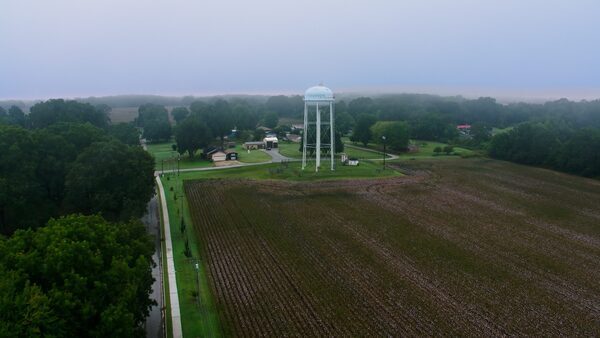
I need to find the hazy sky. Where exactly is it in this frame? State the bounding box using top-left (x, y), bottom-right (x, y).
top-left (1, 0), bottom-right (599, 100)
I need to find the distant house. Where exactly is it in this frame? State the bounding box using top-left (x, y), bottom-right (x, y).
top-left (286, 134), bottom-right (301, 143)
top-left (263, 136), bottom-right (278, 149)
top-left (257, 126), bottom-right (272, 132)
top-left (291, 124), bottom-right (304, 130)
top-left (203, 146), bottom-right (218, 159)
top-left (243, 141), bottom-right (264, 150)
top-left (224, 149), bottom-right (238, 160)
top-left (211, 151), bottom-right (227, 162)
top-left (457, 124), bottom-right (471, 135)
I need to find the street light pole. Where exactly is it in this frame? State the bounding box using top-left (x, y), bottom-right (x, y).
top-left (382, 136), bottom-right (386, 170)
top-left (194, 262), bottom-right (200, 307)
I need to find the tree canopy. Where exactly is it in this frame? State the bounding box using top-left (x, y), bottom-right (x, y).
top-left (171, 107), bottom-right (190, 124)
top-left (371, 121), bottom-right (410, 151)
top-left (29, 99), bottom-right (109, 129)
top-left (351, 114), bottom-right (377, 146)
top-left (175, 115), bottom-right (212, 158)
top-left (0, 214), bottom-right (155, 337)
top-left (64, 140), bottom-right (155, 222)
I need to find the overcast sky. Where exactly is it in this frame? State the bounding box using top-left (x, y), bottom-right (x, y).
top-left (1, 0), bottom-right (599, 100)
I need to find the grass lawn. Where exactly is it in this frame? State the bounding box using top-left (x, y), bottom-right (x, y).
top-left (160, 175), bottom-right (221, 337)
top-left (278, 141), bottom-right (302, 159)
top-left (147, 142), bottom-right (213, 171)
top-left (147, 142), bottom-right (271, 171)
top-left (175, 159), bottom-right (400, 181)
top-left (399, 140), bottom-right (475, 160)
top-left (233, 144), bottom-right (271, 163)
top-left (279, 141), bottom-right (389, 160)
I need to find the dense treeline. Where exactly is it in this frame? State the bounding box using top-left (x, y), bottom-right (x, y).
top-left (489, 122), bottom-right (600, 178)
top-left (0, 99), bottom-right (156, 336)
top-left (0, 99), bottom-right (154, 235)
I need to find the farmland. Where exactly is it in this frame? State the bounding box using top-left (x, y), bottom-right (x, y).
top-left (185, 159), bottom-right (600, 336)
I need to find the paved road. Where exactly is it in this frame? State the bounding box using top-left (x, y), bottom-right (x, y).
top-left (344, 144), bottom-right (399, 160)
top-left (143, 196), bottom-right (164, 338)
top-left (262, 148), bottom-right (295, 163)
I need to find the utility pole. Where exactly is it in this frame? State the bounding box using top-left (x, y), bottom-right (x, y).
top-left (382, 135), bottom-right (386, 170)
top-left (194, 262), bottom-right (200, 307)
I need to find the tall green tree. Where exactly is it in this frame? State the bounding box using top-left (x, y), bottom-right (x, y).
top-left (142, 119), bottom-right (171, 142)
top-left (171, 107), bottom-right (190, 124)
top-left (262, 111), bottom-right (279, 129)
top-left (7, 106), bottom-right (27, 127)
top-left (64, 141), bottom-right (155, 221)
top-left (0, 214), bottom-right (155, 337)
top-left (135, 103), bottom-right (168, 127)
top-left (351, 114), bottom-right (377, 146)
top-left (0, 125), bottom-right (44, 235)
top-left (371, 121), bottom-right (410, 151)
top-left (335, 111), bottom-right (355, 135)
top-left (108, 123), bottom-right (140, 146)
top-left (175, 116), bottom-right (212, 158)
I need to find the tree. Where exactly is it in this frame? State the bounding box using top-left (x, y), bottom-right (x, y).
top-left (29, 99), bottom-right (109, 129)
top-left (348, 97), bottom-right (375, 118)
top-left (253, 128), bottom-right (266, 141)
top-left (45, 122), bottom-right (107, 154)
top-left (0, 125), bottom-right (44, 235)
top-left (351, 114), bottom-right (377, 146)
top-left (175, 116), bottom-right (212, 158)
top-left (371, 121), bottom-right (410, 151)
top-left (408, 113), bottom-right (456, 142)
top-left (470, 122), bottom-right (492, 145)
top-left (232, 103), bottom-right (259, 130)
top-left (64, 140), bottom-right (155, 221)
top-left (142, 119), bottom-right (172, 142)
top-left (108, 123), bottom-right (140, 146)
top-left (262, 111), bottom-right (279, 129)
top-left (433, 146), bottom-right (442, 155)
top-left (265, 95), bottom-right (303, 118)
top-left (443, 145), bottom-right (454, 154)
top-left (7, 106), bottom-right (26, 127)
top-left (171, 107), bottom-right (190, 124)
top-left (335, 111), bottom-right (355, 135)
top-left (135, 103), bottom-right (168, 127)
top-left (0, 214), bottom-right (155, 337)
top-left (195, 99), bottom-right (233, 145)
top-left (32, 129), bottom-right (77, 219)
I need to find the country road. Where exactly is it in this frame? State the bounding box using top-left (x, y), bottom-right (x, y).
top-left (143, 196), bottom-right (164, 338)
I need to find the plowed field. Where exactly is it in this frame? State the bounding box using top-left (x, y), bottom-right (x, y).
top-left (185, 159), bottom-right (600, 336)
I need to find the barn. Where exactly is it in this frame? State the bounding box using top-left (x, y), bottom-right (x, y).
top-left (211, 151), bottom-right (227, 162)
top-left (243, 141), bottom-right (264, 150)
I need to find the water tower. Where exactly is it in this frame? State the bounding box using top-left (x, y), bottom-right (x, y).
top-left (302, 84), bottom-right (335, 172)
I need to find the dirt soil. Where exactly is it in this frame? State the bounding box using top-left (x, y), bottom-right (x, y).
top-left (185, 158), bottom-right (600, 336)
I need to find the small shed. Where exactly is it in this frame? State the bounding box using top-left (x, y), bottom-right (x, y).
top-left (211, 151), bottom-right (227, 162)
top-left (243, 141), bottom-right (264, 150)
top-left (203, 147), bottom-right (218, 159)
top-left (348, 158), bottom-right (360, 166)
top-left (225, 149), bottom-right (238, 160)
